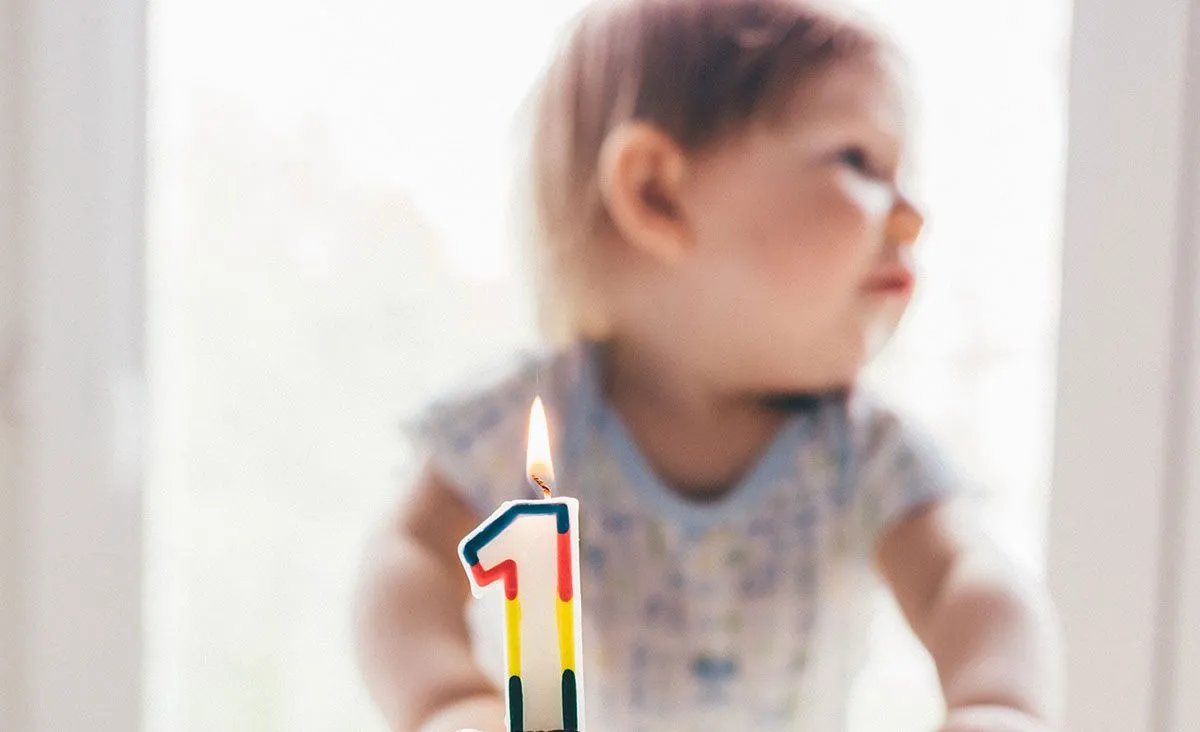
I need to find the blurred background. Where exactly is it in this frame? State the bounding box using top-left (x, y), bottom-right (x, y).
top-left (3, 0), bottom-right (1199, 730)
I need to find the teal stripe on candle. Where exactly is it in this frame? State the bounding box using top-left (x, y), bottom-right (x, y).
top-left (561, 669), bottom-right (578, 731)
top-left (461, 503), bottom-right (570, 565)
top-left (507, 676), bottom-right (523, 732)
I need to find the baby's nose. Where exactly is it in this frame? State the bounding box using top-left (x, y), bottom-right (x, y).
top-left (887, 193), bottom-right (925, 246)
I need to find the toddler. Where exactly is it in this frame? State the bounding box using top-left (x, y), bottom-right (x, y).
top-left (356, 0), bottom-right (1062, 729)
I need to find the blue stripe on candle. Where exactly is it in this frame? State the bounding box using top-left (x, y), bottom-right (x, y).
top-left (508, 676), bottom-right (523, 732)
top-left (461, 502), bottom-right (570, 565)
top-left (561, 669), bottom-right (579, 731)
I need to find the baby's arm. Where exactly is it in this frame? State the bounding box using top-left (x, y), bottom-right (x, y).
top-left (876, 499), bottom-right (1064, 732)
top-left (355, 465), bottom-right (505, 732)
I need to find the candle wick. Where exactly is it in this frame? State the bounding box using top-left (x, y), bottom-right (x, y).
top-left (530, 474), bottom-right (553, 499)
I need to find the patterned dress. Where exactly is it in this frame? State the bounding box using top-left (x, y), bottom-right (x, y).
top-left (408, 343), bottom-right (962, 731)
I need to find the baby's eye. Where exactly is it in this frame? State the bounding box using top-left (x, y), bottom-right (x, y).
top-left (836, 147), bottom-right (873, 175)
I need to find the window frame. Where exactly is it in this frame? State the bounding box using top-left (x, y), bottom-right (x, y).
top-left (1048, 0), bottom-right (1200, 729)
top-left (0, 0), bottom-right (147, 729)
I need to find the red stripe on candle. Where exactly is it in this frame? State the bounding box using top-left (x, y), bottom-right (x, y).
top-left (472, 558), bottom-right (519, 600)
top-left (557, 531), bottom-right (573, 602)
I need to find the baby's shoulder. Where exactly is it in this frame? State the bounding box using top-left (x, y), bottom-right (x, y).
top-left (835, 389), bottom-right (967, 546)
top-left (405, 345), bottom-right (585, 510)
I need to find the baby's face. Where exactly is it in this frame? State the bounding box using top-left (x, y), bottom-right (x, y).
top-left (673, 55), bottom-right (922, 393)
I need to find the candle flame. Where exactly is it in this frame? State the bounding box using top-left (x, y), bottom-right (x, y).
top-left (526, 396), bottom-right (555, 498)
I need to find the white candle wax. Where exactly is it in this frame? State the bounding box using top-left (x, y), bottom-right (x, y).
top-left (457, 397), bottom-right (585, 732)
top-left (460, 497), bottom-right (584, 732)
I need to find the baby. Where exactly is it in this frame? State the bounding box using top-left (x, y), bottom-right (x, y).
top-left (355, 0), bottom-right (1063, 730)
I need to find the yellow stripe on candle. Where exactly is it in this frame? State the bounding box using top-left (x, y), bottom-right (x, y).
top-left (505, 597), bottom-right (521, 677)
top-left (556, 597), bottom-right (575, 672)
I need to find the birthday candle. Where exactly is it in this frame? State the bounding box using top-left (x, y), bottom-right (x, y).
top-left (458, 397), bottom-right (585, 732)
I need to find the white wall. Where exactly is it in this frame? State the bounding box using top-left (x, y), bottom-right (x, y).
top-left (1, 0), bottom-right (29, 724)
top-left (1, 0), bottom-right (27, 725)
top-left (1167, 8), bottom-right (1200, 721)
top-left (0, 0), bottom-right (147, 729)
top-left (1049, 0), bottom-right (1200, 730)
top-left (1172, 264), bottom-right (1200, 725)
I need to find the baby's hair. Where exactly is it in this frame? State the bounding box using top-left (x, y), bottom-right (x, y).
top-left (527, 0), bottom-right (885, 342)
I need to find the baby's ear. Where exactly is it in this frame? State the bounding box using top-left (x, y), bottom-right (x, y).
top-left (598, 122), bottom-right (692, 264)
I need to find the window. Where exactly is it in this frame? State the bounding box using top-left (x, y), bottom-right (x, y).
top-left (145, 0), bottom-right (1070, 729)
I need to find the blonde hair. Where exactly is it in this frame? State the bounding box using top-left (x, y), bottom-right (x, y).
top-left (526, 0), bottom-right (883, 343)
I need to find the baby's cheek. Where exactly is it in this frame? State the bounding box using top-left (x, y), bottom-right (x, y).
top-left (757, 249), bottom-right (854, 319)
top-left (744, 183), bottom-right (875, 296)
top-left (752, 228), bottom-right (842, 293)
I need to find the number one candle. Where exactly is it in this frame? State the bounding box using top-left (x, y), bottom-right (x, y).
top-left (458, 397), bottom-right (586, 732)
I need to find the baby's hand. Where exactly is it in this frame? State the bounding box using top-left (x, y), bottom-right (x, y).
top-left (940, 705), bottom-right (1056, 732)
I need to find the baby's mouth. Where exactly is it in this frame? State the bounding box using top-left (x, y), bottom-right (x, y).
top-left (863, 263), bottom-right (915, 295)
